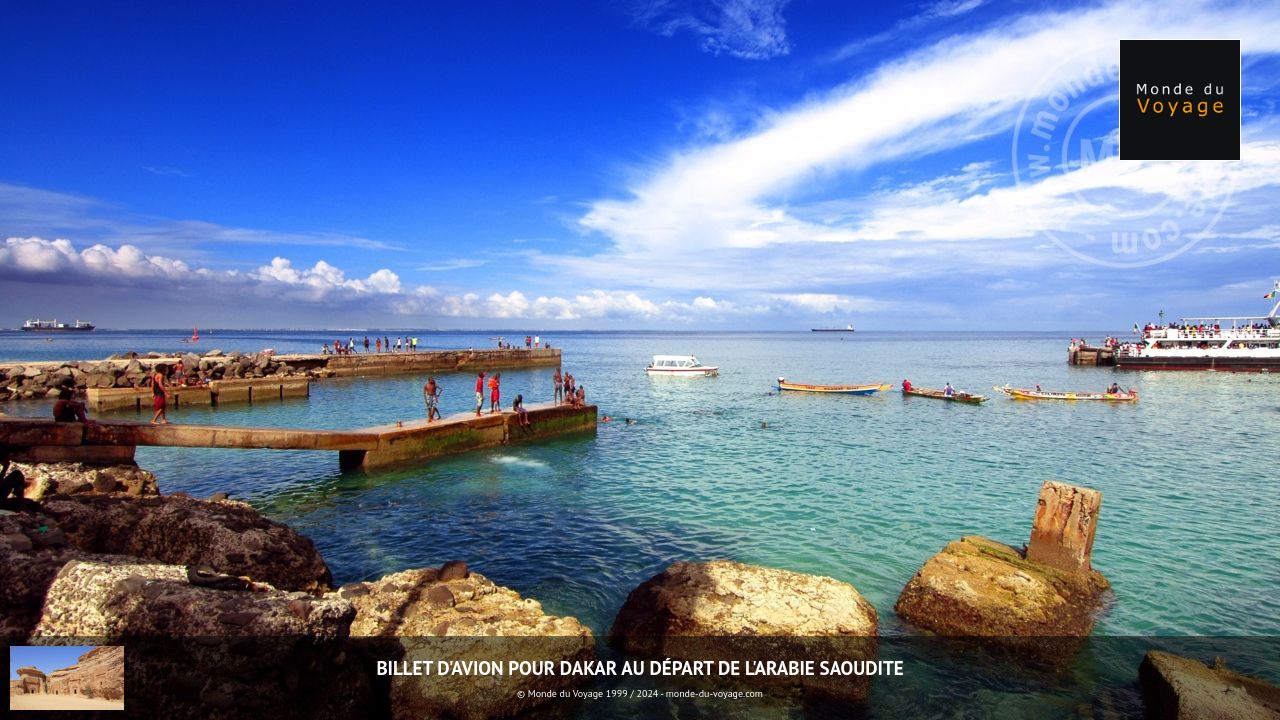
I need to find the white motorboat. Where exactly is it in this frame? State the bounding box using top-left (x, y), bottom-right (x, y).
top-left (645, 355), bottom-right (719, 377)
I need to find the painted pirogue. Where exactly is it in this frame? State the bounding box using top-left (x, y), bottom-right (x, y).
top-left (993, 385), bottom-right (1138, 402)
top-left (902, 387), bottom-right (986, 404)
top-left (776, 379), bottom-right (891, 395)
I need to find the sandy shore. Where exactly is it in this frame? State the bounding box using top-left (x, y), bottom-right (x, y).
top-left (10, 694), bottom-right (124, 710)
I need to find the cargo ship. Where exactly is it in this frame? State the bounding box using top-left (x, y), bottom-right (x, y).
top-left (811, 324), bottom-right (855, 332)
top-left (21, 318), bottom-right (95, 332)
top-left (1116, 281), bottom-right (1280, 371)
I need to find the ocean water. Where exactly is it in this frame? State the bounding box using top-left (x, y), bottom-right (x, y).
top-left (3, 329), bottom-right (1278, 716)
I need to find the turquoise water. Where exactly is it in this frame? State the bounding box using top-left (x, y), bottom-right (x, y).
top-left (4, 330), bottom-right (1278, 715)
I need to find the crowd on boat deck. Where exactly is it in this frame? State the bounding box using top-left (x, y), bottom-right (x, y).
top-left (1139, 321), bottom-right (1277, 339)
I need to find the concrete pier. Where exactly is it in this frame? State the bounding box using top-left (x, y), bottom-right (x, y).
top-left (0, 402), bottom-right (595, 470)
top-left (1067, 344), bottom-right (1116, 366)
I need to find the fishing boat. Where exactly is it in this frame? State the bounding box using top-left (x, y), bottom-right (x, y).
top-left (811, 324), bottom-right (855, 332)
top-left (22, 318), bottom-right (94, 332)
top-left (776, 378), bottom-right (891, 395)
top-left (645, 355), bottom-right (719, 377)
top-left (993, 385), bottom-right (1138, 402)
top-left (902, 386), bottom-right (986, 404)
top-left (1116, 280), bottom-right (1280, 371)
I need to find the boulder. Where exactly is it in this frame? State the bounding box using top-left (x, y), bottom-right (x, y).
top-left (609, 560), bottom-right (878, 701)
top-left (894, 536), bottom-right (1108, 654)
top-left (0, 510), bottom-right (130, 642)
top-left (16, 462), bottom-right (159, 500)
top-left (345, 565), bottom-right (594, 720)
top-left (31, 560), bottom-right (371, 720)
top-left (1139, 650), bottom-right (1280, 720)
top-left (38, 494), bottom-right (332, 592)
top-left (204, 348), bottom-right (224, 357)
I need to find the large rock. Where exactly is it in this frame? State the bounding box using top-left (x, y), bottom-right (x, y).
top-left (39, 494), bottom-right (332, 592)
top-left (31, 560), bottom-right (370, 720)
top-left (16, 461), bottom-right (159, 500)
top-left (1140, 650), bottom-right (1280, 720)
top-left (609, 560), bottom-right (878, 701)
top-left (344, 563), bottom-right (594, 720)
top-left (0, 510), bottom-right (128, 642)
top-left (894, 536), bottom-right (1108, 653)
top-left (14, 666), bottom-right (48, 694)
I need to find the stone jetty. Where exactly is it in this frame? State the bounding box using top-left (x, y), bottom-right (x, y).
top-left (0, 347), bottom-right (560, 403)
top-left (609, 560), bottom-right (879, 701)
top-left (0, 401), bottom-right (596, 469)
top-left (894, 481), bottom-right (1109, 659)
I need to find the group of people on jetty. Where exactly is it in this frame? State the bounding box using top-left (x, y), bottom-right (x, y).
top-left (323, 336), bottom-right (420, 355)
top-left (419, 366), bottom-right (586, 425)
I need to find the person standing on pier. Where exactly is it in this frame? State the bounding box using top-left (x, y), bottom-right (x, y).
top-left (375, 337), bottom-right (382, 353)
top-left (424, 377), bottom-right (441, 422)
top-left (150, 364), bottom-right (169, 424)
top-left (475, 371), bottom-right (485, 416)
top-left (553, 368), bottom-right (563, 405)
top-left (489, 373), bottom-right (501, 414)
top-left (364, 336), bottom-right (370, 353)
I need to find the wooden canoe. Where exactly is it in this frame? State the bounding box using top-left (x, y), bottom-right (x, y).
top-left (777, 381), bottom-right (891, 395)
top-left (993, 386), bottom-right (1138, 402)
top-left (902, 387), bottom-right (986, 404)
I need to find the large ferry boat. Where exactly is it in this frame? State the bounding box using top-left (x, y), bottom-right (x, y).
top-left (1116, 281), bottom-right (1280, 371)
top-left (21, 318), bottom-right (95, 332)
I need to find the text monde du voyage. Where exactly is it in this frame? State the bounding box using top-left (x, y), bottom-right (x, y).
top-left (378, 658), bottom-right (905, 678)
top-left (1134, 82), bottom-right (1229, 118)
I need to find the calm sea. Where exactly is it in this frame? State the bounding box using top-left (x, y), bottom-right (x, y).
top-left (3, 329), bottom-right (1277, 717)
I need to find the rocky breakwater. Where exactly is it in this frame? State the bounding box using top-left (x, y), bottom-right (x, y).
top-left (342, 562), bottom-right (595, 720)
top-left (609, 559), bottom-right (879, 702)
top-left (895, 480), bottom-right (1110, 661)
top-left (2, 462), bottom-right (595, 720)
top-left (0, 349), bottom-right (315, 402)
top-left (45, 646), bottom-right (125, 699)
top-left (13, 460), bottom-right (158, 500)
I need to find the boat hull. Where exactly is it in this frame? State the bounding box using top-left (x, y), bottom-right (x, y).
top-left (1116, 355), bottom-right (1280, 372)
top-left (902, 388), bottom-right (985, 404)
top-left (777, 382), bottom-right (890, 395)
top-left (645, 368), bottom-right (719, 377)
top-left (994, 386), bottom-right (1137, 402)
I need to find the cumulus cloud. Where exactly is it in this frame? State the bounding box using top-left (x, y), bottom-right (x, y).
top-left (634, 0), bottom-right (792, 59)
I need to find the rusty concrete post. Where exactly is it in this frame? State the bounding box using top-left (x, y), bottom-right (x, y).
top-left (1026, 480), bottom-right (1102, 573)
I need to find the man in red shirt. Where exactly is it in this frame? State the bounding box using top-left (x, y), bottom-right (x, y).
top-left (475, 372), bottom-right (485, 416)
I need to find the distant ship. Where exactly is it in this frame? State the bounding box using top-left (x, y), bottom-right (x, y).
top-left (21, 318), bottom-right (95, 332)
top-left (811, 324), bottom-right (855, 332)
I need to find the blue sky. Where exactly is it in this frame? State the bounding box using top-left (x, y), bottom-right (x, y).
top-left (9, 645), bottom-right (97, 679)
top-left (2, 0), bottom-right (1278, 329)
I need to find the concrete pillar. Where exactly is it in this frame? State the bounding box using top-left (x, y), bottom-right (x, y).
top-left (1026, 480), bottom-right (1102, 573)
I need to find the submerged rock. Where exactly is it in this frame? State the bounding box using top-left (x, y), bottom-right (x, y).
top-left (1140, 650), bottom-right (1280, 720)
top-left (609, 559), bottom-right (878, 701)
top-left (38, 494), bottom-right (332, 592)
top-left (344, 565), bottom-right (594, 720)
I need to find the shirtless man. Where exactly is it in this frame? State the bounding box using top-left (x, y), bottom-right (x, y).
top-left (424, 377), bottom-right (441, 421)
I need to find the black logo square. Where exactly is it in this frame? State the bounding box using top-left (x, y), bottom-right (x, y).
top-left (1120, 39), bottom-right (1240, 160)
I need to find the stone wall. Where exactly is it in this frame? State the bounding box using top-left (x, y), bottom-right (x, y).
top-left (45, 646), bottom-right (125, 700)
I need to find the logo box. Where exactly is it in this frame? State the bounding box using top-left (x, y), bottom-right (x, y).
top-left (1120, 39), bottom-right (1240, 160)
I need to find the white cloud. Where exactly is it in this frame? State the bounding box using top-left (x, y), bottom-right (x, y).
top-left (575, 0), bottom-right (1280, 293)
top-left (634, 0), bottom-right (792, 59)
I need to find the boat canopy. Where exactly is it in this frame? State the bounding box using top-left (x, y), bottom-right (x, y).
top-left (650, 355), bottom-right (701, 368)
